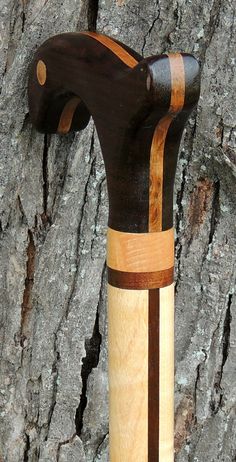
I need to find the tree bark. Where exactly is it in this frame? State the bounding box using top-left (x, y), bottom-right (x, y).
top-left (0, 0), bottom-right (235, 461)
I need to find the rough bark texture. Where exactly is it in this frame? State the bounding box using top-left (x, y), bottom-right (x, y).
top-left (0, 0), bottom-right (235, 461)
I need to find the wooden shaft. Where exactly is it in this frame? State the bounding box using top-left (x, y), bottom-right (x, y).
top-left (108, 285), bottom-right (174, 461)
top-left (28, 31), bottom-right (200, 462)
top-left (159, 284), bottom-right (174, 461)
top-left (107, 230), bottom-right (174, 461)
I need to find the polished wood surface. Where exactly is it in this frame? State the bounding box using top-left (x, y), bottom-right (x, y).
top-left (28, 32), bottom-right (200, 462)
top-left (57, 96), bottom-right (81, 134)
top-left (36, 60), bottom-right (47, 86)
top-left (108, 285), bottom-right (148, 461)
top-left (149, 116), bottom-right (172, 232)
top-left (169, 53), bottom-right (185, 113)
top-left (107, 227), bottom-right (174, 272)
top-left (81, 31), bottom-right (138, 68)
top-left (149, 54), bottom-right (185, 232)
top-left (159, 284), bottom-right (175, 461)
top-left (108, 267), bottom-right (174, 290)
top-left (108, 283), bottom-right (174, 462)
top-left (28, 32), bottom-right (200, 232)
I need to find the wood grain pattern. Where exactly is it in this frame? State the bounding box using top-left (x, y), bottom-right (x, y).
top-left (108, 283), bottom-right (174, 462)
top-left (159, 284), bottom-right (175, 461)
top-left (149, 54), bottom-right (185, 232)
top-left (107, 227), bottom-right (174, 272)
top-left (57, 96), bottom-right (81, 134)
top-left (149, 116), bottom-right (173, 232)
top-left (169, 53), bottom-right (185, 114)
top-left (36, 60), bottom-right (47, 85)
top-left (81, 31), bottom-right (138, 68)
top-left (108, 284), bottom-right (148, 461)
top-left (108, 267), bottom-right (174, 290)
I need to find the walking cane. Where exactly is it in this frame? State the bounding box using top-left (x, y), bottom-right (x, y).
top-left (28, 32), bottom-right (200, 461)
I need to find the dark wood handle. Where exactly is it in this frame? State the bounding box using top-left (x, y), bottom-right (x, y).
top-left (28, 31), bottom-right (200, 234)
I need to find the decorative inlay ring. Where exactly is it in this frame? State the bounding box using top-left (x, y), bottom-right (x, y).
top-left (108, 267), bottom-right (174, 290)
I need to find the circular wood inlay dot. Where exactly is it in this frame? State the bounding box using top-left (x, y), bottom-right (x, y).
top-left (36, 60), bottom-right (47, 86)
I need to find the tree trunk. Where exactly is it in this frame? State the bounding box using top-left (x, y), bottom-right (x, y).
top-left (0, 0), bottom-right (235, 461)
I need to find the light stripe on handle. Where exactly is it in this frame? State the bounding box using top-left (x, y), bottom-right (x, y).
top-left (108, 283), bottom-right (174, 461)
top-left (81, 31), bottom-right (138, 68)
top-left (149, 53), bottom-right (185, 232)
top-left (57, 96), bottom-right (81, 134)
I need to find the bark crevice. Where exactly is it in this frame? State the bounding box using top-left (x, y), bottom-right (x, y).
top-left (88, 0), bottom-right (99, 31)
top-left (20, 229), bottom-right (36, 344)
top-left (21, 2), bottom-right (26, 33)
top-left (75, 307), bottom-right (102, 436)
top-left (75, 265), bottom-right (104, 437)
top-left (194, 350), bottom-right (207, 421)
top-left (56, 433), bottom-right (77, 462)
top-left (208, 179), bottom-right (220, 248)
top-left (213, 292), bottom-right (233, 413)
top-left (42, 134), bottom-right (51, 226)
top-left (92, 432), bottom-right (109, 462)
top-left (45, 335), bottom-right (60, 441)
top-left (200, 0), bottom-right (222, 60)
top-left (141, 7), bottom-right (160, 56)
top-left (91, 177), bottom-right (105, 256)
top-left (175, 153), bottom-right (187, 293)
top-left (23, 433), bottom-right (30, 462)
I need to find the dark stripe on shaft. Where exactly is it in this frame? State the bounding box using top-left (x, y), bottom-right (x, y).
top-left (148, 288), bottom-right (160, 462)
top-left (107, 267), bottom-right (174, 290)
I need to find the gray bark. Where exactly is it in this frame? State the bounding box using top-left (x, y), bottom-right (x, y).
top-left (0, 0), bottom-right (235, 461)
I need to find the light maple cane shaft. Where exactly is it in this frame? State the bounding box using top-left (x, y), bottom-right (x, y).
top-left (107, 229), bottom-right (175, 461)
top-left (108, 285), bottom-right (174, 461)
top-left (28, 31), bottom-right (200, 462)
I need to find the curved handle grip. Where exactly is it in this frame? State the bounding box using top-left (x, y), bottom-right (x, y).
top-left (28, 31), bottom-right (200, 234)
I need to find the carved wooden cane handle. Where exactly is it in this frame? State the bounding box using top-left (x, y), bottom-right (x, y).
top-left (28, 32), bottom-right (200, 462)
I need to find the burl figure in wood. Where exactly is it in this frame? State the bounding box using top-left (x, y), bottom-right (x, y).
top-left (28, 32), bottom-right (200, 462)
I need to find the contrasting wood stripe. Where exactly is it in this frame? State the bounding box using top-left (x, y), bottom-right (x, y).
top-left (149, 116), bottom-right (173, 232)
top-left (81, 31), bottom-right (138, 68)
top-left (148, 289), bottom-right (160, 461)
top-left (169, 53), bottom-right (186, 113)
top-left (149, 53), bottom-right (185, 232)
top-left (108, 267), bottom-right (174, 290)
top-left (57, 96), bottom-right (81, 134)
top-left (107, 227), bottom-right (174, 273)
